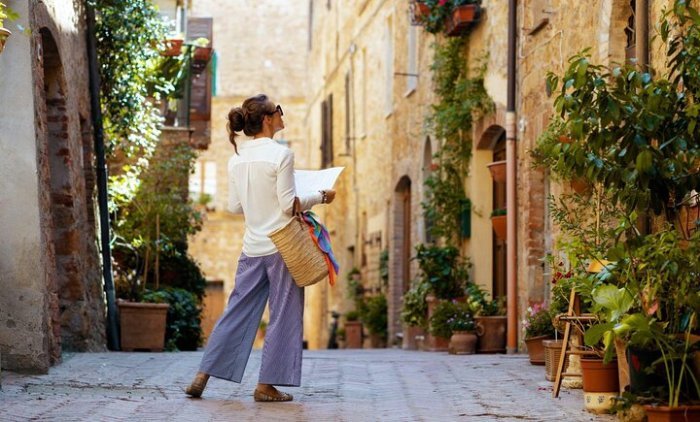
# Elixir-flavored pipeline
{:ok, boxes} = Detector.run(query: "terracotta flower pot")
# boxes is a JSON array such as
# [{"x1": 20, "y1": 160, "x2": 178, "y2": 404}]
[
  {"x1": 487, "y1": 160, "x2": 507, "y2": 183},
  {"x1": 161, "y1": 38, "x2": 183, "y2": 56},
  {"x1": 118, "y1": 301, "x2": 169, "y2": 352},
  {"x1": 445, "y1": 4, "x2": 481, "y2": 37},
  {"x1": 344, "y1": 321, "x2": 363, "y2": 349},
  {"x1": 581, "y1": 358, "x2": 619, "y2": 392},
  {"x1": 643, "y1": 405, "x2": 700, "y2": 422},
  {"x1": 524, "y1": 335, "x2": 549, "y2": 365},
  {"x1": 449, "y1": 331, "x2": 478, "y2": 355},
  {"x1": 412, "y1": 2, "x2": 430, "y2": 25},
  {"x1": 193, "y1": 46, "x2": 213, "y2": 62},
  {"x1": 570, "y1": 178, "x2": 590, "y2": 194},
  {"x1": 474, "y1": 316, "x2": 506, "y2": 353},
  {"x1": 491, "y1": 215, "x2": 507, "y2": 241}
]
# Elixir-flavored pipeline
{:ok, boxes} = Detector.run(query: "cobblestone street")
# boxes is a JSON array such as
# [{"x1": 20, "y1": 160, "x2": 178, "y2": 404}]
[{"x1": 0, "y1": 349, "x2": 614, "y2": 421}]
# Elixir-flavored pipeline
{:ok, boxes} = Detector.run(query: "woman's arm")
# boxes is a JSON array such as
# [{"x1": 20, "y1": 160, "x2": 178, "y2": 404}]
[{"x1": 277, "y1": 149, "x2": 323, "y2": 214}]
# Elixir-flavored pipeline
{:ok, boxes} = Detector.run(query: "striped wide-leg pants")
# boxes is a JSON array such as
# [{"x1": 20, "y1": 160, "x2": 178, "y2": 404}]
[{"x1": 199, "y1": 252, "x2": 304, "y2": 387}]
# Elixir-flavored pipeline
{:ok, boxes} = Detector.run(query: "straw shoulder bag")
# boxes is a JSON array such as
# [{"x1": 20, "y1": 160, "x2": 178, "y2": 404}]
[{"x1": 268, "y1": 198, "x2": 328, "y2": 287}]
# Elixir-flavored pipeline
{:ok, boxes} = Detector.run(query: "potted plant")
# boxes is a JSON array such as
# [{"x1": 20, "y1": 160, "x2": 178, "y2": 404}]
[
  {"x1": 410, "y1": 1, "x2": 431, "y2": 26},
  {"x1": 428, "y1": 300, "x2": 458, "y2": 351},
  {"x1": 401, "y1": 280, "x2": 430, "y2": 350},
  {"x1": 358, "y1": 294, "x2": 388, "y2": 348},
  {"x1": 447, "y1": 302, "x2": 478, "y2": 355},
  {"x1": 487, "y1": 160, "x2": 506, "y2": 183},
  {"x1": 445, "y1": 0, "x2": 482, "y2": 37},
  {"x1": 344, "y1": 310, "x2": 363, "y2": 349},
  {"x1": 523, "y1": 303, "x2": 555, "y2": 365},
  {"x1": 161, "y1": 38, "x2": 184, "y2": 56},
  {"x1": 465, "y1": 283, "x2": 506, "y2": 353},
  {"x1": 490, "y1": 208, "x2": 507, "y2": 241}
]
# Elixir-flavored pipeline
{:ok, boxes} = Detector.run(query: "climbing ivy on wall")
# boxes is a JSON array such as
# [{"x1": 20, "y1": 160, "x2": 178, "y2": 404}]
[{"x1": 422, "y1": 36, "x2": 493, "y2": 245}]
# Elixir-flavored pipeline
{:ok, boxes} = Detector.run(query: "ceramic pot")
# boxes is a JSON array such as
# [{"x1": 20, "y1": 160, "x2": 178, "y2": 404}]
[{"x1": 449, "y1": 331, "x2": 477, "y2": 355}]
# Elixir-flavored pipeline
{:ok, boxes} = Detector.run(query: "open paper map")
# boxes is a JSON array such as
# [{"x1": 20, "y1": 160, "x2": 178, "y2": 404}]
[{"x1": 294, "y1": 167, "x2": 344, "y2": 198}]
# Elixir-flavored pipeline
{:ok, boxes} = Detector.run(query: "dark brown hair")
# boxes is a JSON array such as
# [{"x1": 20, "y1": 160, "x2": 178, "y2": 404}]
[{"x1": 227, "y1": 94, "x2": 276, "y2": 154}]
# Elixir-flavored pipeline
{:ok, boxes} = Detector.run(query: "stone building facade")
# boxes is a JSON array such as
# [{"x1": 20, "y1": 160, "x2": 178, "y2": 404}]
[
  {"x1": 187, "y1": 0, "x2": 674, "y2": 351},
  {"x1": 306, "y1": 0, "x2": 672, "y2": 350},
  {"x1": 0, "y1": 0, "x2": 105, "y2": 372}
]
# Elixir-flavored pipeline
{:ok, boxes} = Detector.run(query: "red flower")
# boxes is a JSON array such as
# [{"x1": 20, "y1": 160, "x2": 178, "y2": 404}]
[{"x1": 438, "y1": 0, "x2": 448, "y2": 5}]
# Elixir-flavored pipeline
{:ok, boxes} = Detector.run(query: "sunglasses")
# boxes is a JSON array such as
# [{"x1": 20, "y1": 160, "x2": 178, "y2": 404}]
[{"x1": 266, "y1": 104, "x2": 283, "y2": 117}]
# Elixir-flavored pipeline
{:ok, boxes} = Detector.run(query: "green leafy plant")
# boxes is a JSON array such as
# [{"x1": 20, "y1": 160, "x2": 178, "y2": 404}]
[
  {"x1": 345, "y1": 310, "x2": 360, "y2": 322},
  {"x1": 141, "y1": 287, "x2": 202, "y2": 351},
  {"x1": 417, "y1": 0, "x2": 482, "y2": 34},
  {"x1": 523, "y1": 303, "x2": 555, "y2": 339},
  {"x1": 0, "y1": 2, "x2": 18, "y2": 28},
  {"x1": 358, "y1": 294, "x2": 388, "y2": 341},
  {"x1": 401, "y1": 280, "x2": 430, "y2": 328},
  {"x1": 422, "y1": 37, "x2": 492, "y2": 244},
  {"x1": 429, "y1": 300, "x2": 474, "y2": 338},
  {"x1": 490, "y1": 208, "x2": 507, "y2": 217},
  {"x1": 414, "y1": 244, "x2": 470, "y2": 300}
]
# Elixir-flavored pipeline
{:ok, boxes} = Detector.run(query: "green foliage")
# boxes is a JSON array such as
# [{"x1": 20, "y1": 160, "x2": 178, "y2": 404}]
[
  {"x1": 346, "y1": 267, "x2": 363, "y2": 302},
  {"x1": 379, "y1": 249, "x2": 389, "y2": 287},
  {"x1": 112, "y1": 142, "x2": 203, "y2": 299},
  {"x1": 95, "y1": 0, "x2": 167, "y2": 161},
  {"x1": 429, "y1": 300, "x2": 474, "y2": 338},
  {"x1": 141, "y1": 287, "x2": 202, "y2": 351},
  {"x1": 0, "y1": 2, "x2": 18, "y2": 28},
  {"x1": 345, "y1": 310, "x2": 360, "y2": 322},
  {"x1": 401, "y1": 281, "x2": 430, "y2": 328},
  {"x1": 464, "y1": 283, "x2": 504, "y2": 316},
  {"x1": 490, "y1": 208, "x2": 507, "y2": 217},
  {"x1": 423, "y1": 37, "x2": 492, "y2": 244},
  {"x1": 415, "y1": 244, "x2": 470, "y2": 300},
  {"x1": 523, "y1": 303, "x2": 555, "y2": 339},
  {"x1": 358, "y1": 294, "x2": 388, "y2": 340},
  {"x1": 152, "y1": 252, "x2": 207, "y2": 300}
]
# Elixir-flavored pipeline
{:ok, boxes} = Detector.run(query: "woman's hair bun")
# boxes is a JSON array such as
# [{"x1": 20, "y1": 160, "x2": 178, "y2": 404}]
[{"x1": 228, "y1": 107, "x2": 246, "y2": 132}]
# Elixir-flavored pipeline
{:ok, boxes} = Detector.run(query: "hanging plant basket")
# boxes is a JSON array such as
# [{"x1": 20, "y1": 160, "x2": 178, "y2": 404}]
[
  {"x1": 410, "y1": 1, "x2": 430, "y2": 26},
  {"x1": 193, "y1": 46, "x2": 213, "y2": 63},
  {"x1": 161, "y1": 39, "x2": 183, "y2": 56},
  {"x1": 0, "y1": 27, "x2": 12, "y2": 55},
  {"x1": 445, "y1": 4, "x2": 481, "y2": 37},
  {"x1": 491, "y1": 214, "x2": 507, "y2": 241},
  {"x1": 487, "y1": 160, "x2": 507, "y2": 183}
]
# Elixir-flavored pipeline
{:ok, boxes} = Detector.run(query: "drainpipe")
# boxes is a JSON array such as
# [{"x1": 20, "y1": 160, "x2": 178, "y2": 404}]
[
  {"x1": 506, "y1": 0, "x2": 518, "y2": 354},
  {"x1": 86, "y1": 2, "x2": 120, "y2": 351}
]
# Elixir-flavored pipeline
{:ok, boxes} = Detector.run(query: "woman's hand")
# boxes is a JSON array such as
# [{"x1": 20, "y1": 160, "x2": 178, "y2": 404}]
[{"x1": 323, "y1": 190, "x2": 336, "y2": 204}]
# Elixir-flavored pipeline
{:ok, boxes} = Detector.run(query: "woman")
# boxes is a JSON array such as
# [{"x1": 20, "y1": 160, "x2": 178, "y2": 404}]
[{"x1": 185, "y1": 94, "x2": 336, "y2": 402}]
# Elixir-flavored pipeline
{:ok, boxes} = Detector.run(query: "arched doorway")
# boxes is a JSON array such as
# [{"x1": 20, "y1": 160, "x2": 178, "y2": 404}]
[
  {"x1": 492, "y1": 132, "x2": 507, "y2": 299},
  {"x1": 39, "y1": 28, "x2": 78, "y2": 360},
  {"x1": 390, "y1": 176, "x2": 411, "y2": 347}
]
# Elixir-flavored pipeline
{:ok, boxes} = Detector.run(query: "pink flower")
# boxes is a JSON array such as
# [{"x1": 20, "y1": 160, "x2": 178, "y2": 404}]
[{"x1": 438, "y1": 0, "x2": 448, "y2": 6}]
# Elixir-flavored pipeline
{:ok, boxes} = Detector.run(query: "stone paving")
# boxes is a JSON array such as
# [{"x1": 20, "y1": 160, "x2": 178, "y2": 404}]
[{"x1": 0, "y1": 349, "x2": 614, "y2": 421}]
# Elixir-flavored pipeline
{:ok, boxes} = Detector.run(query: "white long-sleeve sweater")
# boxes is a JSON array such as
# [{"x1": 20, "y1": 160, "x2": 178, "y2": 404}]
[{"x1": 227, "y1": 137, "x2": 323, "y2": 257}]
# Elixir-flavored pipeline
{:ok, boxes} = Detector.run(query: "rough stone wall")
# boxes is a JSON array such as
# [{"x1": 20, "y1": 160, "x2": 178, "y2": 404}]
[
  {"x1": 188, "y1": 1, "x2": 312, "y2": 341},
  {"x1": 0, "y1": 0, "x2": 105, "y2": 373}
]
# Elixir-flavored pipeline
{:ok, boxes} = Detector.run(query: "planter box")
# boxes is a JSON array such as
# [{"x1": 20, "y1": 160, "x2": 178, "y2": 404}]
[
  {"x1": 474, "y1": 316, "x2": 506, "y2": 353},
  {"x1": 118, "y1": 301, "x2": 169, "y2": 352},
  {"x1": 487, "y1": 160, "x2": 507, "y2": 183},
  {"x1": 524, "y1": 335, "x2": 549, "y2": 365},
  {"x1": 543, "y1": 339, "x2": 568, "y2": 381},
  {"x1": 445, "y1": 4, "x2": 481, "y2": 37},
  {"x1": 644, "y1": 405, "x2": 700, "y2": 422},
  {"x1": 491, "y1": 215, "x2": 507, "y2": 241},
  {"x1": 193, "y1": 46, "x2": 213, "y2": 63},
  {"x1": 344, "y1": 321, "x2": 363, "y2": 349}
]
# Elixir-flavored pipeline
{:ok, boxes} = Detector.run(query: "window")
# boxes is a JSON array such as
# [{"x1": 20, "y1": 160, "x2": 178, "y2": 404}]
[
  {"x1": 384, "y1": 16, "x2": 394, "y2": 115},
  {"x1": 344, "y1": 72, "x2": 352, "y2": 154},
  {"x1": 321, "y1": 94, "x2": 334, "y2": 168},
  {"x1": 406, "y1": 24, "x2": 418, "y2": 94},
  {"x1": 189, "y1": 161, "x2": 217, "y2": 205},
  {"x1": 625, "y1": 0, "x2": 636, "y2": 62}
]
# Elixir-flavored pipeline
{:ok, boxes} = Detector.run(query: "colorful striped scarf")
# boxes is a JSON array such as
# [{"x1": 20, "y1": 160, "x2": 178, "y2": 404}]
[{"x1": 301, "y1": 211, "x2": 339, "y2": 286}]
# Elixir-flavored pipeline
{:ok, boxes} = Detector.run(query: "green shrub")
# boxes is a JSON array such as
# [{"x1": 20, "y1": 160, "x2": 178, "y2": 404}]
[
  {"x1": 415, "y1": 244, "x2": 470, "y2": 300},
  {"x1": 401, "y1": 281, "x2": 430, "y2": 328},
  {"x1": 142, "y1": 288, "x2": 202, "y2": 351},
  {"x1": 359, "y1": 294, "x2": 388, "y2": 340}
]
